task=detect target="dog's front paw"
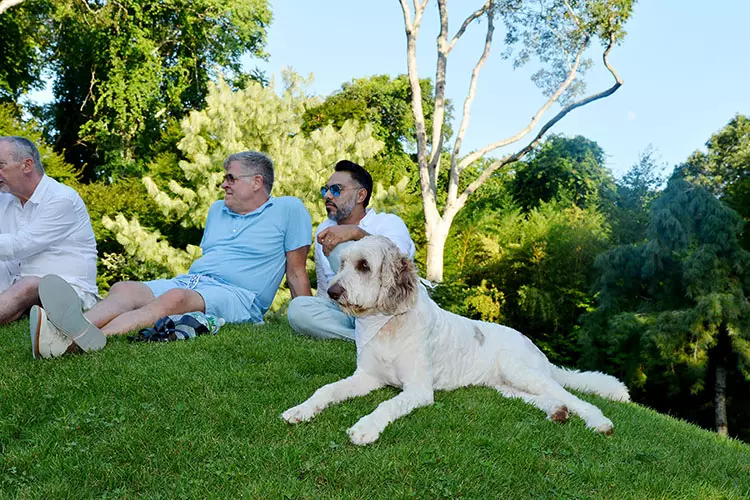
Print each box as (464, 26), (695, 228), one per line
(347, 418), (381, 446)
(281, 403), (317, 424)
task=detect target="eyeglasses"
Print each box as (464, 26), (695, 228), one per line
(321, 183), (359, 197)
(223, 173), (256, 185)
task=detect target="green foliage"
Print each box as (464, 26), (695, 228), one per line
(0, 103), (80, 184)
(676, 114), (750, 249)
(512, 134), (616, 212)
(45, 0), (272, 180)
(302, 74), (451, 156)
(580, 178), (750, 440)
(434, 198), (611, 367)
(0, 1), (48, 102)
(608, 146), (665, 245)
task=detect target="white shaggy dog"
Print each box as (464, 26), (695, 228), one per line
(282, 236), (629, 445)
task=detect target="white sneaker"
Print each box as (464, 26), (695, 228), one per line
(30, 305), (74, 359)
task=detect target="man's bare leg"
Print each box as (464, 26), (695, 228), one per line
(84, 281), (156, 330)
(99, 288), (206, 336)
(0, 277), (40, 324)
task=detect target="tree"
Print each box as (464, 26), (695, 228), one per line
(581, 178), (750, 437)
(512, 134), (615, 211)
(46, 0), (271, 180)
(608, 145), (664, 245)
(103, 73), (383, 278)
(675, 114), (750, 249)
(302, 75), (448, 157)
(398, 0), (634, 281)
(0, 0), (47, 103)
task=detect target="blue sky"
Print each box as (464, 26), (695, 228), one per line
(255, 1), (750, 178)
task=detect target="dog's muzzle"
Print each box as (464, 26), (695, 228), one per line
(327, 283), (345, 301)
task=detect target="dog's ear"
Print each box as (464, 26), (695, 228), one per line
(376, 244), (418, 315)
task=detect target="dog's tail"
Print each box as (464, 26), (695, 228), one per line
(551, 366), (630, 402)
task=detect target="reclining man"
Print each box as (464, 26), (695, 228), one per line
(287, 160), (415, 341)
(0, 136), (98, 325)
(32, 151), (313, 359)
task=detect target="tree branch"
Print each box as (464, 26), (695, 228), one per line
(0, 0), (25, 15)
(400, 0), (438, 207)
(447, 3), (490, 52)
(448, 1), (494, 204)
(427, 0), (450, 185)
(456, 34), (623, 208)
(458, 35), (589, 172)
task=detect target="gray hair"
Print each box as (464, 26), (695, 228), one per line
(0, 136), (44, 174)
(223, 151), (274, 195)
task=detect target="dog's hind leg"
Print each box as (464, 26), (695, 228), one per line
(500, 372), (614, 434)
(546, 384), (614, 434)
(282, 369), (384, 424)
(495, 384), (569, 423)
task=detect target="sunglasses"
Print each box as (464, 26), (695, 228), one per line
(223, 173), (256, 185)
(320, 183), (358, 197)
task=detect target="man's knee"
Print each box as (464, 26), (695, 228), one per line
(158, 288), (205, 314)
(287, 296), (317, 332)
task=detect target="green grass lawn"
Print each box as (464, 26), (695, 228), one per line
(1, 317), (748, 498)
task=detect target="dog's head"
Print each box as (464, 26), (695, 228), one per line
(327, 235), (418, 316)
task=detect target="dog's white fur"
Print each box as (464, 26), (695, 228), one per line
(282, 236), (630, 445)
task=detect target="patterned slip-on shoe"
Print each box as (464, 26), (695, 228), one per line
(38, 275), (106, 353)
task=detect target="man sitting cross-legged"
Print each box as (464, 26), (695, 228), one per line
(0, 136), (98, 326)
(287, 160), (415, 342)
(31, 151), (313, 359)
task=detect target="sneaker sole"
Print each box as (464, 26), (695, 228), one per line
(38, 275), (106, 352)
(30, 305), (42, 360)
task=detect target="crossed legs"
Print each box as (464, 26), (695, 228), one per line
(85, 281), (206, 336)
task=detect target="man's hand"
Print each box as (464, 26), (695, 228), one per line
(317, 225), (369, 256)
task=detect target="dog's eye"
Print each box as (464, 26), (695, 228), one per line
(356, 259), (370, 272)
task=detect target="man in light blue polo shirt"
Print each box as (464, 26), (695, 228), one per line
(30, 151), (313, 359)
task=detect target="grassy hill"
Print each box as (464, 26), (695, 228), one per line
(1, 317), (748, 498)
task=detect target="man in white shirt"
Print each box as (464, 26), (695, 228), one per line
(287, 160), (415, 341)
(0, 136), (98, 325)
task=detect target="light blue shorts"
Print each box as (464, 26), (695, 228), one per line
(145, 274), (263, 324)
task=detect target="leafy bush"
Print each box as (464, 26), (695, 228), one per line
(433, 200), (611, 367)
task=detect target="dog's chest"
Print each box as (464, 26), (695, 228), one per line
(357, 316), (421, 387)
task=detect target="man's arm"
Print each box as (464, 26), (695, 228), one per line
(317, 225), (368, 256)
(0, 197), (78, 261)
(285, 245), (312, 298)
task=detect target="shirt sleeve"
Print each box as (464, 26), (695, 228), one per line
(284, 199), (313, 252)
(314, 224), (333, 296)
(370, 214), (416, 258)
(0, 197), (80, 261)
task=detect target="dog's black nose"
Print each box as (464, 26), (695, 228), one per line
(327, 283), (345, 301)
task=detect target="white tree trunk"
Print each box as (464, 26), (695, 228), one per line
(0, 0), (25, 15)
(425, 218), (450, 282)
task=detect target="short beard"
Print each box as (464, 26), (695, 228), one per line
(328, 201), (354, 223)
